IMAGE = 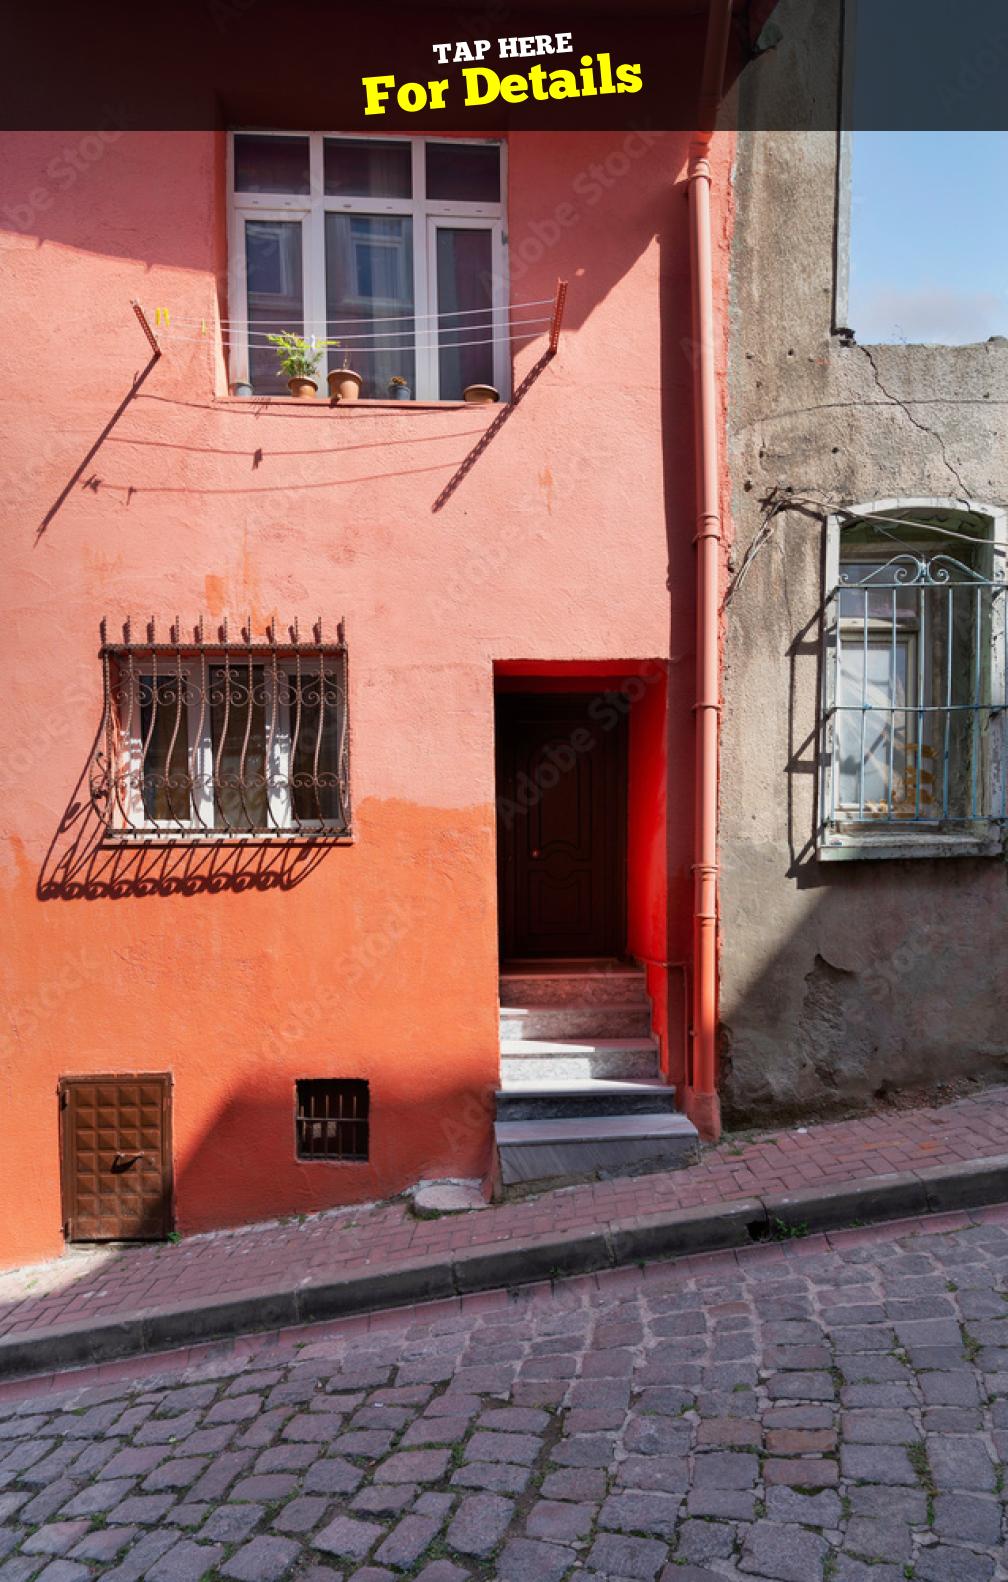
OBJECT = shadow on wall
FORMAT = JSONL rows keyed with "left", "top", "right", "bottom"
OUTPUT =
{"left": 718, "top": 866, "right": 1008, "bottom": 1129}
{"left": 37, "top": 728, "right": 334, "bottom": 901}
{"left": 172, "top": 1081, "right": 495, "bottom": 1238}
{"left": 0, "top": 1073, "right": 496, "bottom": 1313}
{"left": 34, "top": 350, "right": 161, "bottom": 544}
{"left": 15, "top": 130, "right": 691, "bottom": 540}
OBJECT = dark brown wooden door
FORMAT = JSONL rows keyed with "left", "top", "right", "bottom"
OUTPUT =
{"left": 496, "top": 692, "right": 627, "bottom": 959}
{"left": 59, "top": 1075, "right": 173, "bottom": 1242}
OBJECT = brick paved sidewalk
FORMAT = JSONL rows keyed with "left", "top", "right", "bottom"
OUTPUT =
{"left": 3, "top": 1084, "right": 1008, "bottom": 1350}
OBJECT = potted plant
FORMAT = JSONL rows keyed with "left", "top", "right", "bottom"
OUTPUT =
{"left": 463, "top": 383, "right": 499, "bottom": 404}
{"left": 328, "top": 352, "right": 363, "bottom": 403}
{"left": 387, "top": 375, "right": 412, "bottom": 401}
{"left": 266, "top": 332, "right": 334, "bottom": 399}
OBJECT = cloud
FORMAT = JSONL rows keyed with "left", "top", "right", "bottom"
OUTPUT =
{"left": 852, "top": 283, "right": 1007, "bottom": 345}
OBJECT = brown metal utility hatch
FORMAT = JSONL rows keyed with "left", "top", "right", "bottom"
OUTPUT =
{"left": 59, "top": 1074, "right": 173, "bottom": 1242}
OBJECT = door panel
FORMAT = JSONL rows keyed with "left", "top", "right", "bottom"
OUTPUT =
{"left": 60, "top": 1075, "right": 173, "bottom": 1242}
{"left": 496, "top": 693, "right": 626, "bottom": 959}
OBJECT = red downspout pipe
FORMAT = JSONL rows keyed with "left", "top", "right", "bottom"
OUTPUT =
{"left": 685, "top": 0, "right": 732, "bottom": 1141}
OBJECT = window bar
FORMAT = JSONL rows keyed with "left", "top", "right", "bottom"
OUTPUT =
{"left": 943, "top": 584, "right": 953, "bottom": 821}
{"left": 140, "top": 620, "right": 160, "bottom": 829}
{"left": 217, "top": 617, "right": 233, "bottom": 833}
{"left": 887, "top": 587, "right": 897, "bottom": 820}
{"left": 1003, "top": 586, "right": 1007, "bottom": 820}
{"left": 337, "top": 649, "right": 349, "bottom": 830}
{"left": 915, "top": 584, "right": 926, "bottom": 821}
{"left": 120, "top": 618, "right": 137, "bottom": 832}
{"left": 830, "top": 592, "right": 841, "bottom": 830}
{"left": 235, "top": 617, "right": 257, "bottom": 833}
{"left": 972, "top": 582, "right": 982, "bottom": 819}
{"left": 192, "top": 618, "right": 212, "bottom": 833}
{"left": 266, "top": 618, "right": 282, "bottom": 834}
{"left": 164, "top": 620, "right": 187, "bottom": 828}
{"left": 858, "top": 587, "right": 868, "bottom": 820}
{"left": 290, "top": 618, "right": 305, "bottom": 836}
{"left": 96, "top": 618, "right": 115, "bottom": 825}
{"left": 312, "top": 622, "right": 325, "bottom": 826}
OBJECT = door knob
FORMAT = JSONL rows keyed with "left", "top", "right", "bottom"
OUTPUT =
{"left": 112, "top": 1152, "right": 145, "bottom": 1171}
{"left": 531, "top": 848, "right": 542, "bottom": 858}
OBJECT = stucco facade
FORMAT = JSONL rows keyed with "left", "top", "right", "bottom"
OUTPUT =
{"left": 721, "top": 0, "right": 1008, "bottom": 1121}
{"left": 0, "top": 122, "right": 736, "bottom": 1267}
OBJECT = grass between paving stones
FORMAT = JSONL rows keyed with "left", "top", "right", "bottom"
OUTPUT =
{"left": 906, "top": 1439, "right": 938, "bottom": 1527}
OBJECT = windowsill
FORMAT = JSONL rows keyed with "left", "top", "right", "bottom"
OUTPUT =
{"left": 818, "top": 827, "right": 1005, "bottom": 862}
{"left": 217, "top": 396, "right": 503, "bottom": 412}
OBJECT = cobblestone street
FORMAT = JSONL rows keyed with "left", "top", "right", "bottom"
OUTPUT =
{"left": 1, "top": 1210, "right": 1007, "bottom": 1582}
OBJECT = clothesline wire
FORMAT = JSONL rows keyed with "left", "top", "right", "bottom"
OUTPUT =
{"left": 159, "top": 328, "right": 546, "bottom": 355}
{"left": 146, "top": 297, "right": 555, "bottom": 331}
{"left": 160, "top": 315, "right": 551, "bottom": 348}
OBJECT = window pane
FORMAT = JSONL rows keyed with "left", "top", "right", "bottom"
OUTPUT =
{"left": 210, "top": 666, "right": 267, "bottom": 830}
{"left": 234, "top": 134, "right": 310, "bottom": 194}
{"left": 324, "top": 138, "right": 411, "bottom": 198}
{"left": 245, "top": 220, "right": 303, "bottom": 395}
{"left": 290, "top": 671, "right": 344, "bottom": 822}
{"left": 140, "top": 676, "right": 192, "bottom": 823}
{"left": 325, "top": 214, "right": 414, "bottom": 398}
{"left": 436, "top": 227, "right": 493, "bottom": 399}
{"left": 425, "top": 142, "right": 500, "bottom": 202}
{"left": 837, "top": 641, "right": 911, "bottom": 814}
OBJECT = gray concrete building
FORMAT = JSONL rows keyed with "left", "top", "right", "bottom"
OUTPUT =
{"left": 720, "top": 0, "right": 1008, "bottom": 1122}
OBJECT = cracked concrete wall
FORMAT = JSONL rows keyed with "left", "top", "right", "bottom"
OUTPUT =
{"left": 721, "top": 0, "right": 1008, "bottom": 1122}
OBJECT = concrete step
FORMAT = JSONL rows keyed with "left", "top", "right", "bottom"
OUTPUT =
{"left": 499, "top": 1004, "right": 652, "bottom": 1041}
{"left": 494, "top": 1112, "right": 700, "bottom": 1191}
{"left": 500, "top": 966, "right": 648, "bottom": 1009}
{"left": 496, "top": 1078, "right": 678, "bottom": 1122}
{"left": 500, "top": 1036, "right": 660, "bottom": 1083}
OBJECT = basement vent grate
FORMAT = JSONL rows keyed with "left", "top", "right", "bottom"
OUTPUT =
{"left": 295, "top": 1079, "right": 369, "bottom": 1161}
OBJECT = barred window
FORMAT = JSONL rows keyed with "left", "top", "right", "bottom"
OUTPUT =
{"left": 295, "top": 1079, "right": 369, "bottom": 1161}
{"left": 821, "top": 502, "right": 1007, "bottom": 858}
{"left": 92, "top": 619, "right": 350, "bottom": 839}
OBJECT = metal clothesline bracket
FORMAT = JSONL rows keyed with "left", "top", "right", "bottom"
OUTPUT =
{"left": 548, "top": 278, "right": 568, "bottom": 355}
{"left": 131, "top": 300, "right": 162, "bottom": 361}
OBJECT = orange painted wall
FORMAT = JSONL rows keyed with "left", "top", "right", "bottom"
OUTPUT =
{"left": 0, "top": 125, "right": 735, "bottom": 1268}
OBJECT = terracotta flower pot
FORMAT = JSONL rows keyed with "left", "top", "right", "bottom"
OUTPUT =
{"left": 463, "top": 383, "right": 499, "bottom": 405}
{"left": 328, "top": 369, "right": 363, "bottom": 402}
{"left": 287, "top": 377, "right": 318, "bottom": 400}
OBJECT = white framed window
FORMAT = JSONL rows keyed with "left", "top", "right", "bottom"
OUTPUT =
{"left": 820, "top": 499, "right": 1008, "bottom": 860}
{"left": 227, "top": 132, "right": 510, "bottom": 400}
{"left": 92, "top": 624, "right": 350, "bottom": 840}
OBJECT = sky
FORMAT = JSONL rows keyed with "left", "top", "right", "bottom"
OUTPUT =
{"left": 848, "top": 132, "right": 1008, "bottom": 344}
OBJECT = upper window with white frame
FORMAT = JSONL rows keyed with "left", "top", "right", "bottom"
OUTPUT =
{"left": 228, "top": 133, "right": 510, "bottom": 401}
{"left": 820, "top": 501, "right": 1008, "bottom": 859}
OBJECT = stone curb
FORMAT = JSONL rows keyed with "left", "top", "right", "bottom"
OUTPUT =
{"left": 2, "top": 1153, "right": 1007, "bottom": 1381}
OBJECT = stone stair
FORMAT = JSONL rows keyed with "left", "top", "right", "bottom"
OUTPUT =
{"left": 493, "top": 961, "right": 700, "bottom": 1196}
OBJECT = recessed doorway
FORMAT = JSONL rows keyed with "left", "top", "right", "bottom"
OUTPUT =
{"left": 495, "top": 691, "right": 627, "bottom": 960}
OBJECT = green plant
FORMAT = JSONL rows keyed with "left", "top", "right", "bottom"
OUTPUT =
{"left": 166, "top": 1230, "right": 183, "bottom": 1245}
{"left": 770, "top": 1216, "right": 810, "bottom": 1240}
{"left": 266, "top": 331, "right": 337, "bottom": 382}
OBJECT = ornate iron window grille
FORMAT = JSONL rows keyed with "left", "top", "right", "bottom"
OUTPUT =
{"left": 91, "top": 617, "right": 350, "bottom": 840}
{"left": 823, "top": 553, "right": 1007, "bottom": 831}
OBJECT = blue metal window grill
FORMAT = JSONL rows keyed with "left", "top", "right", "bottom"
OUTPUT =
{"left": 823, "top": 551, "right": 1007, "bottom": 832}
